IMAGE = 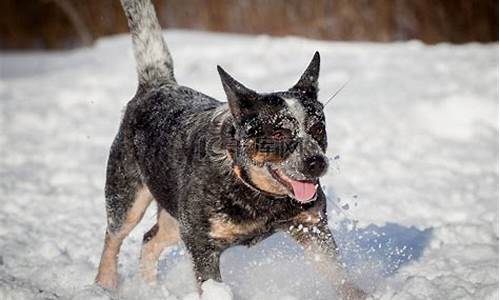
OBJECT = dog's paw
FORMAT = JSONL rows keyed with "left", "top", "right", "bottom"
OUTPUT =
{"left": 72, "top": 284, "right": 116, "bottom": 300}
{"left": 94, "top": 274, "right": 118, "bottom": 291}
{"left": 336, "top": 282, "right": 367, "bottom": 300}
{"left": 201, "top": 279, "right": 233, "bottom": 300}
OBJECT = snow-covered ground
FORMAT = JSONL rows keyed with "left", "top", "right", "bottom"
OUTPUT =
{"left": 0, "top": 31, "right": 498, "bottom": 300}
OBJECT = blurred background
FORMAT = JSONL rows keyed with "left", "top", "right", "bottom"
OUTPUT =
{"left": 1, "top": 0, "right": 498, "bottom": 50}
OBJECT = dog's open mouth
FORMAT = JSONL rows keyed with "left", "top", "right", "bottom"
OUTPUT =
{"left": 269, "top": 167, "right": 318, "bottom": 203}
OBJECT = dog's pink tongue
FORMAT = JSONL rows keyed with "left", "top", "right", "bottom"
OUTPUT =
{"left": 289, "top": 180, "right": 317, "bottom": 202}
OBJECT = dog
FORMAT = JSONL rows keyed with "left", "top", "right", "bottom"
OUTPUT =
{"left": 95, "top": 0, "right": 366, "bottom": 298}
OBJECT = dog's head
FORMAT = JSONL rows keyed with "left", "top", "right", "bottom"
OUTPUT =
{"left": 219, "top": 52, "right": 328, "bottom": 203}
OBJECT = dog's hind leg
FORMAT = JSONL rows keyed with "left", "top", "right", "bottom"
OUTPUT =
{"left": 95, "top": 168, "right": 153, "bottom": 290}
{"left": 139, "top": 207, "right": 180, "bottom": 284}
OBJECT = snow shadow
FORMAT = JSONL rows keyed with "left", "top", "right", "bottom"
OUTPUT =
{"left": 218, "top": 222, "right": 432, "bottom": 299}
{"left": 332, "top": 220, "right": 433, "bottom": 291}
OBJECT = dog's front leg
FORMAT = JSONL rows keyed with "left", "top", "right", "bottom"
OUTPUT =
{"left": 192, "top": 249, "right": 222, "bottom": 283}
{"left": 288, "top": 219, "right": 366, "bottom": 300}
{"left": 184, "top": 238, "right": 223, "bottom": 292}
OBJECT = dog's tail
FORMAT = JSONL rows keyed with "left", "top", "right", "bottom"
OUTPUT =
{"left": 120, "top": 0, "right": 176, "bottom": 86}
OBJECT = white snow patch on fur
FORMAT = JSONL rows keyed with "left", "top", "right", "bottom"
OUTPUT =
{"left": 284, "top": 97, "right": 306, "bottom": 136}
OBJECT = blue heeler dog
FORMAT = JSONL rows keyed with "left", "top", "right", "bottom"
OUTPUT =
{"left": 95, "top": 0, "right": 366, "bottom": 298}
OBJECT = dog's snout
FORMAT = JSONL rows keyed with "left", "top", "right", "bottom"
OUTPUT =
{"left": 304, "top": 155, "right": 328, "bottom": 178}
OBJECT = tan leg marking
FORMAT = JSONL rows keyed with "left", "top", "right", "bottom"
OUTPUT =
{"left": 95, "top": 186, "right": 153, "bottom": 290}
{"left": 140, "top": 209, "right": 180, "bottom": 284}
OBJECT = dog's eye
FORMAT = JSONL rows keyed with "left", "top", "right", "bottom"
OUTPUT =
{"left": 272, "top": 129, "right": 289, "bottom": 141}
{"left": 272, "top": 130, "right": 285, "bottom": 142}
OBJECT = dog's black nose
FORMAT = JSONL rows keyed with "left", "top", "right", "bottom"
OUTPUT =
{"left": 304, "top": 155, "right": 328, "bottom": 178}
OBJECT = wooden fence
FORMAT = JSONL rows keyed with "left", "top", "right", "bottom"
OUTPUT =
{"left": 0, "top": 0, "right": 498, "bottom": 49}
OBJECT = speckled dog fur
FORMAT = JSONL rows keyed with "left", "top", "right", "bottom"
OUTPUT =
{"left": 95, "top": 0, "right": 365, "bottom": 298}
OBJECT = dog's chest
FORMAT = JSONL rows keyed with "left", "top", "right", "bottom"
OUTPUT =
{"left": 208, "top": 214, "right": 271, "bottom": 244}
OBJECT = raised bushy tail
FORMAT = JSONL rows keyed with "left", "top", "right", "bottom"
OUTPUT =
{"left": 120, "top": 0, "right": 176, "bottom": 86}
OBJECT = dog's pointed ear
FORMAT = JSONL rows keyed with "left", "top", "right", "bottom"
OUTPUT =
{"left": 218, "top": 66, "right": 257, "bottom": 123}
{"left": 290, "top": 51, "right": 320, "bottom": 93}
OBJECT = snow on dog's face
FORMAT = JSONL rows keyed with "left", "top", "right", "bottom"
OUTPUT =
{"left": 218, "top": 52, "right": 328, "bottom": 203}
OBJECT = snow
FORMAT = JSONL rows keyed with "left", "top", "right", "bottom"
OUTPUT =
{"left": 0, "top": 30, "right": 498, "bottom": 299}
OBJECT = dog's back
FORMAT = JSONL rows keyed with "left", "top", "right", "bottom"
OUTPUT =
{"left": 114, "top": 0, "right": 228, "bottom": 217}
